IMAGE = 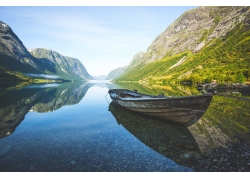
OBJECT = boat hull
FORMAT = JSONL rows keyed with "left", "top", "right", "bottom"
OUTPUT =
{"left": 108, "top": 89, "right": 213, "bottom": 126}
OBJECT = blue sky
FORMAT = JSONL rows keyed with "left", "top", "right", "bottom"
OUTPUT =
{"left": 10, "top": 3, "right": 250, "bottom": 76}
{"left": 0, "top": 5, "right": 201, "bottom": 76}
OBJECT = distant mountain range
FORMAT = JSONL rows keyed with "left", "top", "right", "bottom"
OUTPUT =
{"left": 116, "top": 6, "right": 250, "bottom": 84}
{"left": 0, "top": 20, "right": 93, "bottom": 82}
{"left": 105, "top": 65, "right": 128, "bottom": 80}
{"left": 94, "top": 75, "right": 108, "bottom": 80}
{"left": 2, "top": 6, "right": 250, "bottom": 85}
{"left": 29, "top": 48, "right": 94, "bottom": 81}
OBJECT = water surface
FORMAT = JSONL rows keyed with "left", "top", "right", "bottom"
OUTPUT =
{"left": 0, "top": 82, "right": 250, "bottom": 172}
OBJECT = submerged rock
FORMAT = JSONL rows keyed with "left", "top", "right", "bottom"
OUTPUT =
{"left": 180, "top": 151, "right": 201, "bottom": 161}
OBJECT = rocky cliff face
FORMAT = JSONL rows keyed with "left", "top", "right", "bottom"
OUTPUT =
{"left": 0, "top": 21, "right": 31, "bottom": 60}
{"left": 29, "top": 48, "right": 93, "bottom": 81}
{"left": 0, "top": 21, "right": 42, "bottom": 72}
{"left": 137, "top": 6, "right": 250, "bottom": 65}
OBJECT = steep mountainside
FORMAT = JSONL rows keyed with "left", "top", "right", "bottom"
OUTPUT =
{"left": 0, "top": 20, "right": 93, "bottom": 81}
{"left": 0, "top": 20, "right": 42, "bottom": 73}
{"left": 116, "top": 6, "right": 250, "bottom": 83}
{"left": 29, "top": 48, "right": 93, "bottom": 81}
{"left": 127, "top": 51, "right": 145, "bottom": 68}
{"left": 106, "top": 65, "right": 128, "bottom": 80}
{"left": 0, "top": 21, "right": 30, "bottom": 59}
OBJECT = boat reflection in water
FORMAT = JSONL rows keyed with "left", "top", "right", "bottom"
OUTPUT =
{"left": 108, "top": 101, "right": 202, "bottom": 169}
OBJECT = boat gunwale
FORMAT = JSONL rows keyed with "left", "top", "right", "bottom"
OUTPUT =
{"left": 108, "top": 89, "right": 213, "bottom": 102}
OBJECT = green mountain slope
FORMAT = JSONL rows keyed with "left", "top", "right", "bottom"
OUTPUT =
{"left": 0, "top": 66, "right": 31, "bottom": 84}
{"left": 116, "top": 6, "right": 250, "bottom": 84}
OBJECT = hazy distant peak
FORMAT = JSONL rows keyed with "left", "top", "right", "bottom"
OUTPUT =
{"left": 106, "top": 65, "right": 128, "bottom": 80}
{"left": 128, "top": 51, "right": 145, "bottom": 67}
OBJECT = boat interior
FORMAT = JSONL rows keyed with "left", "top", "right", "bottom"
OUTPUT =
{"left": 116, "top": 90, "right": 165, "bottom": 99}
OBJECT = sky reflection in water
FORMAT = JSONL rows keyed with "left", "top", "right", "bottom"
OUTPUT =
{"left": 0, "top": 83, "right": 193, "bottom": 172}
{"left": 1, "top": 82, "right": 250, "bottom": 172}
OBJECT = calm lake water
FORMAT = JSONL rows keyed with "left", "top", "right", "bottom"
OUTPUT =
{"left": 0, "top": 82, "right": 250, "bottom": 172}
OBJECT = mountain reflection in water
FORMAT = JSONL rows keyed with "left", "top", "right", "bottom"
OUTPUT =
{"left": 108, "top": 101, "right": 201, "bottom": 169}
{"left": 0, "top": 82, "right": 92, "bottom": 138}
{"left": 0, "top": 82, "right": 249, "bottom": 172}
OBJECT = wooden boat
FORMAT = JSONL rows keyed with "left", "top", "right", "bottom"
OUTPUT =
{"left": 108, "top": 89, "right": 214, "bottom": 127}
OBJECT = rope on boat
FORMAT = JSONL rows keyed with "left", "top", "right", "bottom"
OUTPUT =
{"left": 105, "top": 92, "right": 110, "bottom": 105}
